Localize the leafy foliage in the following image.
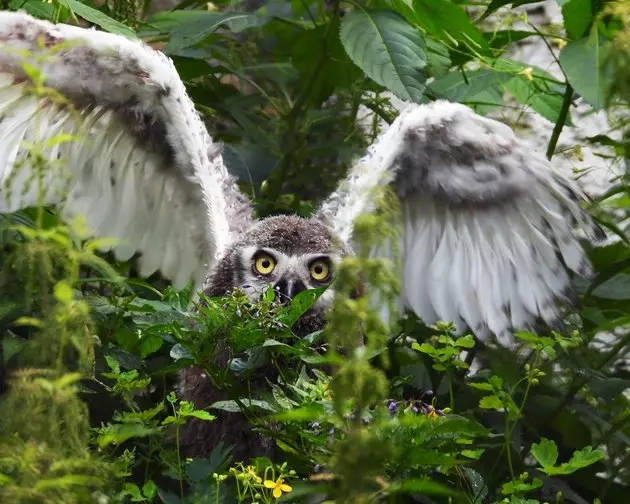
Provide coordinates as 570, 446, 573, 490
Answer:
1, 0, 630, 503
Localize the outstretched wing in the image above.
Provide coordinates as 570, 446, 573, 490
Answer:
317, 100, 598, 344
0, 12, 253, 288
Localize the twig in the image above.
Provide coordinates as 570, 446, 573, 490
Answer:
546, 84, 573, 160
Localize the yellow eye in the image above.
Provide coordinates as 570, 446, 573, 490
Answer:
254, 254, 276, 275
310, 259, 330, 282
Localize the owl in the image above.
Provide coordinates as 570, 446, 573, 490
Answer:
0, 13, 598, 460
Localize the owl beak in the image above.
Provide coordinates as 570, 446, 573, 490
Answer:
273, 277, 306, 304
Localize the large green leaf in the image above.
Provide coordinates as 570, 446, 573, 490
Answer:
429, 68, 511, 103
559, 31, 611, 110
340, 9, 427, 103
292, 18, 362, 103
158, 12, 265, 53
408, 0, 489, 54
591, 273, 630, 300
504, 76, 568, 124
561, 0, 593, 40
480, 0, 544, 19
62, 0, 136, 38
8, 0, 54, 19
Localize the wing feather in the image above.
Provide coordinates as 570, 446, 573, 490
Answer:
317, 100, 598, 342
0, 12, 253, 288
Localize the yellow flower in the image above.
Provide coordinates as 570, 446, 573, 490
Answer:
246, 465, 262, 483
555, 38, 568, 49
264, 477, 292, 499
427, 408, 440, 421
518, 67, 534, 81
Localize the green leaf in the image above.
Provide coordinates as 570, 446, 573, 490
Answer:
340, 9, 427, 102
272, 404, 325, 422
53, 280, 73, 304
559, 31, 611, 110
142, 481, 157, 500
186, 459, 213, 482
480, 0, 543, 19
292, 18, 362, 103
413, 342, 437, 356
562, 446, 605, 473
139, 333, 163, 358
468, 382, 494, 391
424, 38, 451, 78
483, 30, 534, 50
210, 399, 275, 412
561, 0, 593, 40
97, 423, 160, 448
62, 0, 136, 37
454, 335, 475, 348
591, 273, 630, 299
531, 438, 559, 468
501, 478, 543, 495
479, 395, 503, 410
429, 68, 511, 103
162, 12, 264, 53
183, 410, 216, 421
390, 478, 457, 496
122, 483, 143, 501
408, 0, 489, 53
8, 0, 54, 19
504, 76, 568, 124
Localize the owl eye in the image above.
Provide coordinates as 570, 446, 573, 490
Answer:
254, 253, 276, 276
309, 259, 331, 282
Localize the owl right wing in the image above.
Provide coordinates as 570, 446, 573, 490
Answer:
317, 101, 599, 344
0, 11, 253, 289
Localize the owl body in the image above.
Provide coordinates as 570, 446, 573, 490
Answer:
179, 215, 349, 460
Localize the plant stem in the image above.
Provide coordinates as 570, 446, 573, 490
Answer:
504, 414, 515, 480
546, 84, 573, 160
173, 404, 184, 499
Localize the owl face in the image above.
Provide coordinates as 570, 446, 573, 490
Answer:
203, 215, 351, 336
238, 246, 339, 304
223, 215, 349, 315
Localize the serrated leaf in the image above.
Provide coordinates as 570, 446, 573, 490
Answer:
563, 446, 605, 473
142, 481, 157, 499
340, 9, 427, 102
479, 395, 503, 410
502, 478, 543, 495
531, 438, 559, 468
559, 32, 611, 110
454, 335, 475, 348
186, 459, 213, 482
183, 410, 216, 421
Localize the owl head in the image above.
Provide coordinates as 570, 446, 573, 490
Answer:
204, 215, 350, 334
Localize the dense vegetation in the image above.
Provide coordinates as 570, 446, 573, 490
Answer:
1, 0, 629, 503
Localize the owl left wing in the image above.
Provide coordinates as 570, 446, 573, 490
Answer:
316, 100, 598, 344
0, 12, 253, 290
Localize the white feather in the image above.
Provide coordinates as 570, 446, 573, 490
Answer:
318, 100, 597, 343
0, 12, 252, 289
